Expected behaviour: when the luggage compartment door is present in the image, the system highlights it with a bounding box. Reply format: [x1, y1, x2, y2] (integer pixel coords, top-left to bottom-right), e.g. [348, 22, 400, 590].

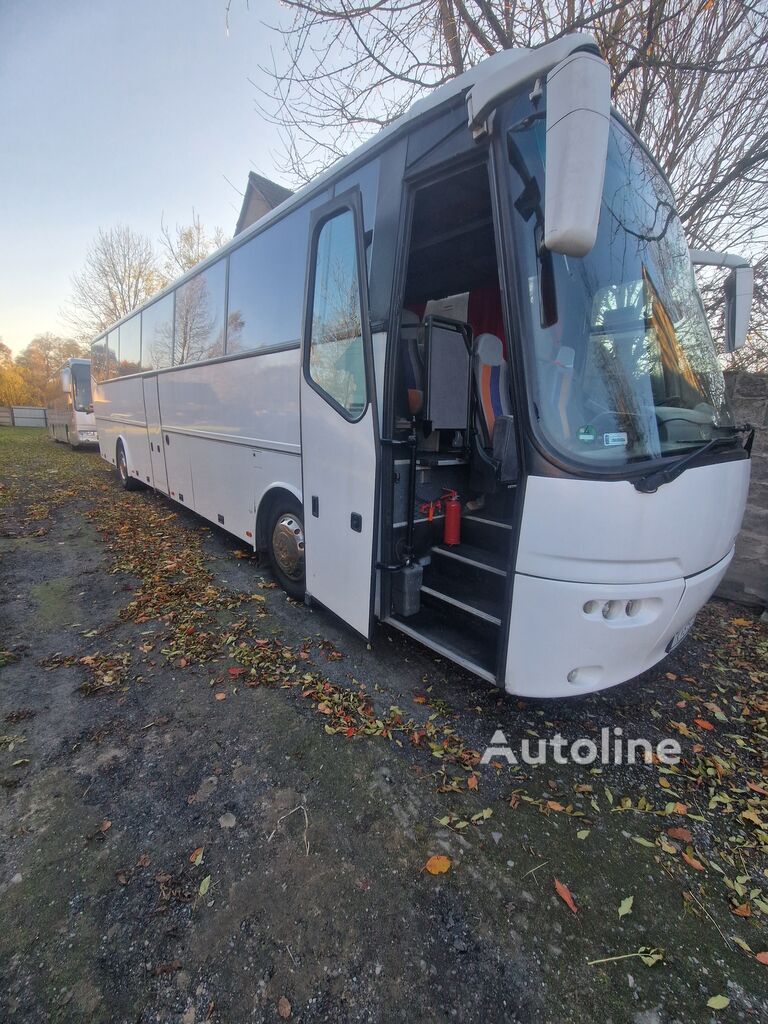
[142, 375, 169, 494]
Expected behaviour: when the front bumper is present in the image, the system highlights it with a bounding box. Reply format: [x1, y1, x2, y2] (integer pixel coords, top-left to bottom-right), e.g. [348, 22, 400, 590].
[504, 548, 734, 698]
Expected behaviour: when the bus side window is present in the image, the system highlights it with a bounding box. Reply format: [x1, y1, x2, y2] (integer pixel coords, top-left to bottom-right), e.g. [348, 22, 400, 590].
[307, 210, 367, 419]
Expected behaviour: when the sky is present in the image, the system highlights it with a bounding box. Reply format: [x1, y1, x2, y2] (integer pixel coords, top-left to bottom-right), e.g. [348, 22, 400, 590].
[0, 0, 289, 353]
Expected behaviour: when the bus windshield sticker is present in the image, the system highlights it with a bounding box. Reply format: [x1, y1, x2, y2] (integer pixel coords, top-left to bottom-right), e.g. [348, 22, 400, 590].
[578, 424, 597, 443]
[603, 432, 628, 447]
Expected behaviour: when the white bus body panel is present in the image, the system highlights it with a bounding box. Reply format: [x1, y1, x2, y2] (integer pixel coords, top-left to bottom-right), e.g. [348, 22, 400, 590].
[505, 461, 750, 697]
[516, 460, 749, 584]
[96, 375, 152, 485]
[155, 351, 300, 450]
[94, 350, 303, 547]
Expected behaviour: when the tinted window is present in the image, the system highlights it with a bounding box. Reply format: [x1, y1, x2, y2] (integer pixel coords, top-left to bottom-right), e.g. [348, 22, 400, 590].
[118, 315, 141, 376]
[307, 210, 366, 418]
[91, 337, 108, 382]
[174, 259, 226, 364]
[227, 204, 315, 353]
[71, 362, 92, 411]
[106, 329, 119, 379]
[141, 293, 174, 369]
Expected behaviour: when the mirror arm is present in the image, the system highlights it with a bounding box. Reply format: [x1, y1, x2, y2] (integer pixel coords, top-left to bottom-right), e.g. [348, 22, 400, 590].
[466, 33, 602, 137]
[689, 249, 751, 270]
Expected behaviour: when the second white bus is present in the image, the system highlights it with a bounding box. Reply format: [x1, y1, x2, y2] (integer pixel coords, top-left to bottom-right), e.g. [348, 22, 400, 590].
[48, 358, 98, 448]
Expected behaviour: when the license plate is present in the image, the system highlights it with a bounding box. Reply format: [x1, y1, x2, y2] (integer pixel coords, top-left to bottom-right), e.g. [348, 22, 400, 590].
[666, 616, 695, 654]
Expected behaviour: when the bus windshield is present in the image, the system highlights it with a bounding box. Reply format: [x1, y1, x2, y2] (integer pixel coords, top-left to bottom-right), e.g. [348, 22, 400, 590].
[507, 110, 735, 469]
[71, 362, 93, 412]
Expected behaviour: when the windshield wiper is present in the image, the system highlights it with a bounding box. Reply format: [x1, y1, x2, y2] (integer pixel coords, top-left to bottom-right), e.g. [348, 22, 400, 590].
[634, 425, 753, 493]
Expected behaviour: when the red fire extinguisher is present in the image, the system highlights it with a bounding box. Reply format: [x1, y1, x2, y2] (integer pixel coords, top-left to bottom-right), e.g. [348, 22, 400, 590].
[441, 490, 461, 546]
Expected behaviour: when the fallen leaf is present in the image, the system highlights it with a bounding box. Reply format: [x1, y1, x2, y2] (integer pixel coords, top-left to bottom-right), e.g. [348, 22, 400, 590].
[706, 995, 729, 1010]
[682, 850, 705, 872]
[215, 692, 227, 701]
[632, 836, 655, 848]
[693, 718, 714, 731]
[741, 808, 764, 827]
[189, 846, 204, 865]
[576, 829, 590, 840]
[639, 947, 664, 967]
[732, 903, 751, 917]
[199, 874, 211, 896]
[278, 996, 292, 1019]
[136, 853, 151, 868]
[467, 775, 478, 790]
[153, 959, 181, 975]
[546, 800, 566, 812]
[756, 952, 768, 965]
[618, 895, 634, 918]
[425, 855, 451, 875]
[667, 827, 693, 843]
[554, 878, 577, 914]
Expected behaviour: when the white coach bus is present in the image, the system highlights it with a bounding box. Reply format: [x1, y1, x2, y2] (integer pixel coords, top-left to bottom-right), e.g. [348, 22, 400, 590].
[48, 358, 98, 448]
[92, 34, 753, 698]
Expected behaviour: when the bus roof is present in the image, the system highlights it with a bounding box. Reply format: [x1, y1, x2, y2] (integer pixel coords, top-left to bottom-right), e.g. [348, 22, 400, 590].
[92, 45, 535, 342]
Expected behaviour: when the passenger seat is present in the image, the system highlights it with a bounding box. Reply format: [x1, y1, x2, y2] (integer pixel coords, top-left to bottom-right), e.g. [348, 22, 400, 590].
[473, 333, 512, 446]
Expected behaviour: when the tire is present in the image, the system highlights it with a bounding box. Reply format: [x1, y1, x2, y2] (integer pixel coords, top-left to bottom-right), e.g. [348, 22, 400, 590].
[116, 440, 140, 491]
[266, 495, 306, 600]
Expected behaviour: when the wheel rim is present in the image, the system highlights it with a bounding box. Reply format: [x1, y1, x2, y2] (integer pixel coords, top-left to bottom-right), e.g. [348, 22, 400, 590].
[118, 448, 127, 482]
[272, 513, 305, 581]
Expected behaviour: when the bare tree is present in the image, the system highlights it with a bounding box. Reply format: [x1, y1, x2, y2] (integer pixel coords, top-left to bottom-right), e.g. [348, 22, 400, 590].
[62, 226, 164, 341]
[256, 0, 768, 365]
[159, 210, 227, 278]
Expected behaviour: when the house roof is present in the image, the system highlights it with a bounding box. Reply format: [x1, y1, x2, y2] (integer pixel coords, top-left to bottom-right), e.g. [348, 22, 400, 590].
[235, 172, 294, 235]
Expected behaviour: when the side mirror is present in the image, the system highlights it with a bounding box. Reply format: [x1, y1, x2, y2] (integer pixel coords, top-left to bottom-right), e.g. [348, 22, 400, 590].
[724, 265, 753, 352]
[544, 50, 611, 257]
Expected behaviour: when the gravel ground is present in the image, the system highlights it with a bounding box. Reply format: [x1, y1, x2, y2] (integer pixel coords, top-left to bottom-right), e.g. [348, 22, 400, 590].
[1, 427, 767, 1024]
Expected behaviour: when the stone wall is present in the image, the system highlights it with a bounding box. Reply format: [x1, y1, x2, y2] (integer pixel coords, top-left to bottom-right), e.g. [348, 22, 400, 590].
[716, 371, 768, 607]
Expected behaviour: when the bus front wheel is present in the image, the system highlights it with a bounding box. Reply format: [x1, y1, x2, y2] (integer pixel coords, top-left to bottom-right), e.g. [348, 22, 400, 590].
[116, 441, 140, 491]
[267, 497, 306, 600]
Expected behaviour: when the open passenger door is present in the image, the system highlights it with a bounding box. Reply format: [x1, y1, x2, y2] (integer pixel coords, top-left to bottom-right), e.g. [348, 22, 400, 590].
[299, 191, 379, 638]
